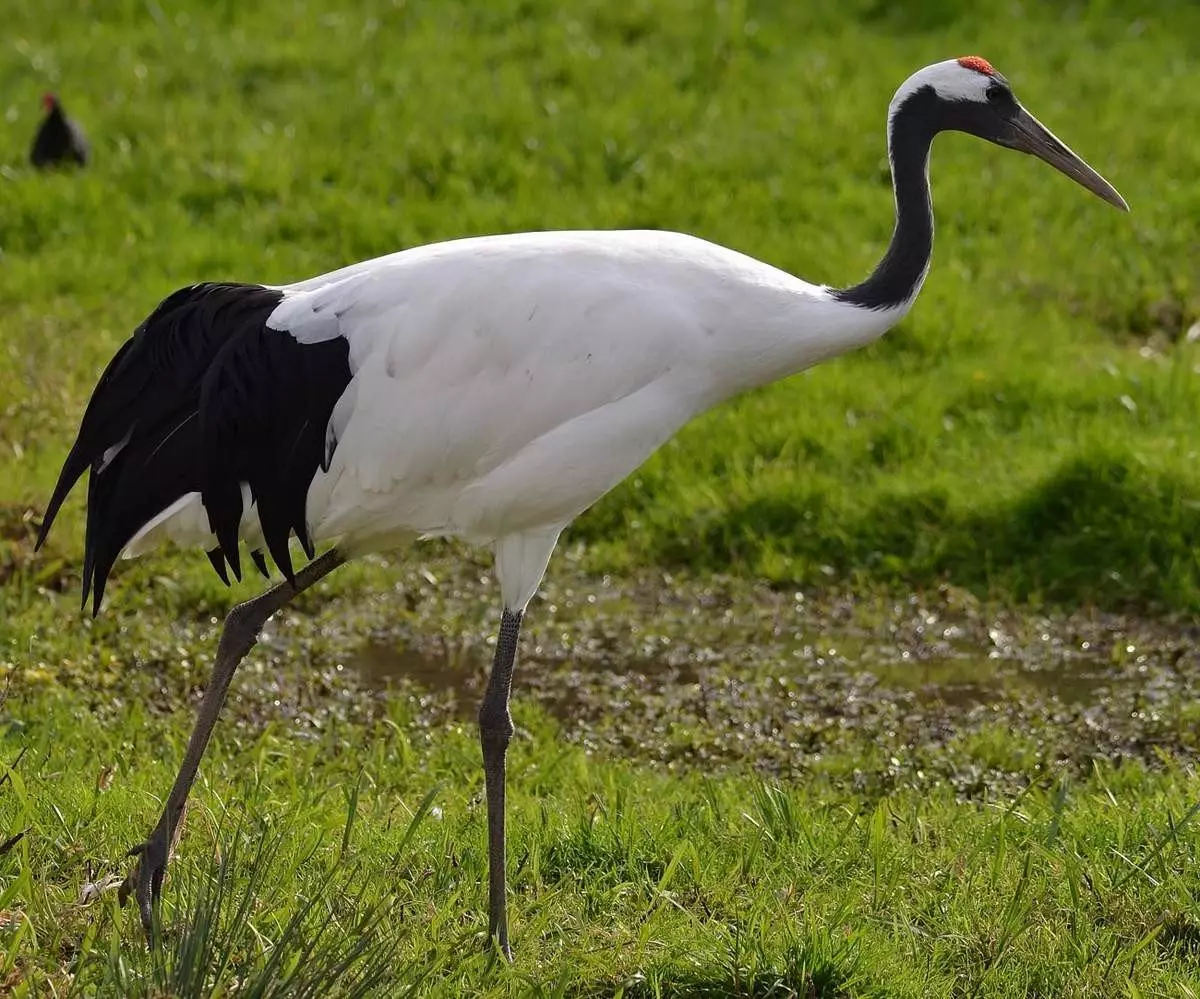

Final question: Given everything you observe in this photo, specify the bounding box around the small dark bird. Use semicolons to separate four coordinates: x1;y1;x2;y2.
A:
30;93;89;169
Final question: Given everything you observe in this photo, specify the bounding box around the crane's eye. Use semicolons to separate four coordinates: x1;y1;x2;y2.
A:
986;83;1016;111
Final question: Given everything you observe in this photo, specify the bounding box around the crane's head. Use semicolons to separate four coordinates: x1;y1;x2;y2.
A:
40;92;59;112
890;57;1128;211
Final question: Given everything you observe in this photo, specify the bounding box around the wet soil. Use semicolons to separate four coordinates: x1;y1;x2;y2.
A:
333;558;1200;795
19;546;1200;797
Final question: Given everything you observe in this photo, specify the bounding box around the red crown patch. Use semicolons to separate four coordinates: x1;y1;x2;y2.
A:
956;56;995;76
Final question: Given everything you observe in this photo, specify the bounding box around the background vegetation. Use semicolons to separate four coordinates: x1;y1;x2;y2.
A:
2;0;1198;611
2;0;1199;994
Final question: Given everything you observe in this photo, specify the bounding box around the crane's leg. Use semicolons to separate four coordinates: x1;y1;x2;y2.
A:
479;607;523;959
118;547;345;942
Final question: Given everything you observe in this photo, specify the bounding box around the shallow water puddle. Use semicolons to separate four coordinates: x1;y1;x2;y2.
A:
351;626;1127;724
862;652;1112;707
349;636;701;720
353;639;485;698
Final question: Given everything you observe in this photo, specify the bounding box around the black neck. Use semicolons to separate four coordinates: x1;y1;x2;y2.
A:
833;89;939;312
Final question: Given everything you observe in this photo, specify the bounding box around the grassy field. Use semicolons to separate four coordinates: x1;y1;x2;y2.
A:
3;0;1200;994
2;0;1199;611
7;679;1200;997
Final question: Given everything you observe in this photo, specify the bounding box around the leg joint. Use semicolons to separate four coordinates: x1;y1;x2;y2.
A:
478;706;514;750
225;596;271;640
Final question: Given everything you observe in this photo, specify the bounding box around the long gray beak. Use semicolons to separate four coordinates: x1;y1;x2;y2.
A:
1001;106;1129;211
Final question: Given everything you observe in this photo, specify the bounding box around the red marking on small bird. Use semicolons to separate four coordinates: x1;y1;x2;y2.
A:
41;93;58;111
956;56;995;76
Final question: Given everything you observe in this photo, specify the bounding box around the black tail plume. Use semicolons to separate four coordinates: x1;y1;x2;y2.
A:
42;280;351;613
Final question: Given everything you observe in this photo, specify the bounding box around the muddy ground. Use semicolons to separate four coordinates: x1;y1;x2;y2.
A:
36;545;1197;801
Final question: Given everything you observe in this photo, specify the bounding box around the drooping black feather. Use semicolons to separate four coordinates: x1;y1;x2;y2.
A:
249;549;270;579
199;325;350;583
206;547;231;586
39;281;352;614
80;406;203;615
38;283;284;551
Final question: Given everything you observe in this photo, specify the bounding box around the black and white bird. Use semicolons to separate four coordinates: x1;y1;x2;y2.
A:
30;93;89;169
38;57;1126;957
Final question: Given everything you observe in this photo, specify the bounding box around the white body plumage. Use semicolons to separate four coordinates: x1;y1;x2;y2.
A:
127;229;907;609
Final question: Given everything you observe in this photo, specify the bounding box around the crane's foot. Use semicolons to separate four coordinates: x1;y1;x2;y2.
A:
117;819;175;944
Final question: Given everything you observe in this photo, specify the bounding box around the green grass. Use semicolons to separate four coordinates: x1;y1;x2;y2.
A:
2;0;1199;611
4;0;1200;994
5;689;1200;997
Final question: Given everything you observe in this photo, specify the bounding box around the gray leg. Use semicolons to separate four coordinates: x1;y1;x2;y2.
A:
479;608;523;959
119;547;345;941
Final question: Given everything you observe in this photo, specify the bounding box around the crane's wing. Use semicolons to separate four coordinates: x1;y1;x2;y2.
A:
273;237;716;547
39;282;351;613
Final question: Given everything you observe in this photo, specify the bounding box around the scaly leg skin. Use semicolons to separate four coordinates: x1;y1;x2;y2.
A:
118;548;345;942
478;608;523;959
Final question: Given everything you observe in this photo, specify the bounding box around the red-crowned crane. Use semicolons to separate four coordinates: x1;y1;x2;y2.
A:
30;93;89;169
38;57;1126;957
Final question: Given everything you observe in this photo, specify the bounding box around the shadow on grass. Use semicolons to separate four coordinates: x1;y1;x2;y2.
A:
633;450;1199;610
1159;911;1200;964
568;928;876;998
853;0;967;33
855;0;1200;35
869;452;1198;607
